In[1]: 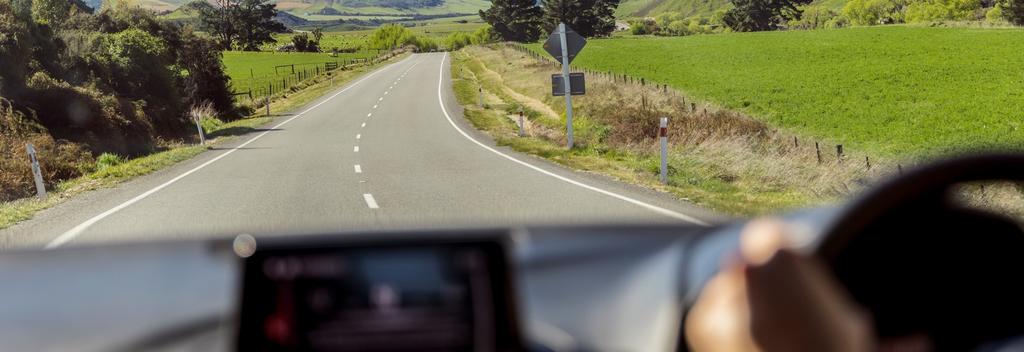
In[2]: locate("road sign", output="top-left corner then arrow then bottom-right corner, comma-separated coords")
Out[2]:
552,73 -> 586,96
543,25 -> 586,64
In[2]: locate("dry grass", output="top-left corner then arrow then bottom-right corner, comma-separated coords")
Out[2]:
457,45 -> 1024,215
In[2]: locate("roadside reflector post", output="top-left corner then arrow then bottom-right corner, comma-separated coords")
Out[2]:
660,117 -> 668,184
26,143 -> 46,198
518,108 -> 525,137
265,95 -> 270,117
192,111 -> 206,145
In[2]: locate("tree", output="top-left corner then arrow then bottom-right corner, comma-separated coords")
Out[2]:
185,0 -> 284,50
723,0 -> 811,31
1000,0 -> 1024,23
234,0 -> 284,51
311,26 -> 324,46
479,0 -> 544,42
542,0 -> 620,37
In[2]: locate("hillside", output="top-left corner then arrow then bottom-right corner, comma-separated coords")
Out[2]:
97,0 -> 489,15
615,0 -> 844,18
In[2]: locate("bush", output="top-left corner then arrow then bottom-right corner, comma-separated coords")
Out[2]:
987,4 -> 1005,22
843,0 -> 907,25
95,153 -> 124,171
790,5 -> 843,29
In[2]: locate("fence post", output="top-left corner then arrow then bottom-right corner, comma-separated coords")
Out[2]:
793,136 -> 799,148
815,142 -> 823,164
660,117 -> 669,184
836,145 -> 844,163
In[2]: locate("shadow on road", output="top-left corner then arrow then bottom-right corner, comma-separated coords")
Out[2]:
209,127 -> 283,138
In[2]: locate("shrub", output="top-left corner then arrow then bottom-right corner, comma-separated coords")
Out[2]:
986,4 -> 1005,22
95,153 -> 124,171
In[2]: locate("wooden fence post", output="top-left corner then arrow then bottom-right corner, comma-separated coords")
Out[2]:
836,145 -> 844,163
816,142 -> 823,164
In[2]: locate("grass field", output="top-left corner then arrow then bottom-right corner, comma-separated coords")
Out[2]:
223,50 -> 377,94
530,26 -> 1024,157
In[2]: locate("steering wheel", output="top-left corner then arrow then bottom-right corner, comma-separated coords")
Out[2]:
815,153 -> 1024,350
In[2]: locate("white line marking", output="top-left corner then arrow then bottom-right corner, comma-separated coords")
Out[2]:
367,113 -> 372,117
45,57 -> 424,249
385,91 -> 389,95
361,122 -> 366,127
373,105 -> 378,109
354,165 -> 362,173
356,134 -> 361,140
379,97 -> 383,101
434,53 -> 708,226
354,146 -> 360,152
363,194 -> 379,209
389,86 -> 394,89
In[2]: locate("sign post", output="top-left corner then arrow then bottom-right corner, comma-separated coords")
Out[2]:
660,117 -> 668,184
26,143 -> 46,198
192,112 -> 206,145
544,23 -> 587,149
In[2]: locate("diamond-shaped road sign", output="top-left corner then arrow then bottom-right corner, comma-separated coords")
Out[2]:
543,25 -> 587,64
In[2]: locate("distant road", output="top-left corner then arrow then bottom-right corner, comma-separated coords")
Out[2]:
0,53 -> 718,249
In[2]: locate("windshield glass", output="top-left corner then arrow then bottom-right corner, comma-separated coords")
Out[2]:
1,0 -> 1021,247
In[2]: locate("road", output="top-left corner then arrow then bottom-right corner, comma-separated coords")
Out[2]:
0,53 -> 719,249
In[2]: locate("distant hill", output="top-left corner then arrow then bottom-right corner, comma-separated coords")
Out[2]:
615,0 -> 843,18
96,0 -> 490,15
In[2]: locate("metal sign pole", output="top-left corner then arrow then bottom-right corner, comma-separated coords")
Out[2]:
26,143 -> 46,198
193,113 -> 206,145
559,23 -> 574,149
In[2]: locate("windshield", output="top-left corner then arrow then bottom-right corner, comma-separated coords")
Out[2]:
1,1 -> 1021,246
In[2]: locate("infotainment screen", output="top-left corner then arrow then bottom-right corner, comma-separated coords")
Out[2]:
237,239 -> 520,352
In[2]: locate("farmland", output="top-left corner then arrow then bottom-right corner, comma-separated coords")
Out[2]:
222,50 -> 378,94
530,26 -> 1024,157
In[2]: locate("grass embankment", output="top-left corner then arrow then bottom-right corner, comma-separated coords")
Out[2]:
452,46 -> 874,215
528,26 -> 1024,157
0,53 -> 409,229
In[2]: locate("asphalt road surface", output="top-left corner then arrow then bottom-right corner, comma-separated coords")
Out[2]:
0,53 -> 720,250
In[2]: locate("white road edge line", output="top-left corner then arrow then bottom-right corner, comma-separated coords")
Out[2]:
435,53 -> 708,226
363,194 -> 379,209
354,165 -> 362,173
45,56 -> 423,249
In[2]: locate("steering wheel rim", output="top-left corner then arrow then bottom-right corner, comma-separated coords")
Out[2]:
815,152 -> 1024,261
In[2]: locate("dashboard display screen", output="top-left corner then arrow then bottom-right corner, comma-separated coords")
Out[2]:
237,240 -> 519,352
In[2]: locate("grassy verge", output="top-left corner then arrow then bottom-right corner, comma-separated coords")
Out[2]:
452,46 -> 867,215
0,53 -> 409,230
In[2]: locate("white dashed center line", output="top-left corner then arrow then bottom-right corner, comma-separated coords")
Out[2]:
361,122 -> 366,127
367,113 -> 372,117
356,134 -> 361,140
379,97 -> 383,101
385,91 -> 389,95
354,165 -> 362,173
354,146 -> 359,152
363,194 -> 379,209
373,105 -> 378,109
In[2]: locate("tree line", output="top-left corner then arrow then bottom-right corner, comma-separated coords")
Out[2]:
479,0 -> 621,42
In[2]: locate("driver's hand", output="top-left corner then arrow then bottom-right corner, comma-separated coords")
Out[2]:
684,219 -> 876,352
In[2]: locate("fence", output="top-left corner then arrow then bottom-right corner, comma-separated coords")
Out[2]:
502,42 -> 904,174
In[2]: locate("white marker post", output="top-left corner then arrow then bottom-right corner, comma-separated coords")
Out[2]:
659,117 -> 668,184
559,23 -> 575,149
26,143 -> 46,198
192,112 -> 206,145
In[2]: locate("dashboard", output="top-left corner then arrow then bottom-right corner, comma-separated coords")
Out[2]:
0,224 -> 721,352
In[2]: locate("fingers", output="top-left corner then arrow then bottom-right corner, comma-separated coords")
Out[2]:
740,219 -> 876,352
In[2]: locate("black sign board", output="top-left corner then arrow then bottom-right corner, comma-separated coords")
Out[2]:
543,24 -> 587,64
552,73 -> 586,96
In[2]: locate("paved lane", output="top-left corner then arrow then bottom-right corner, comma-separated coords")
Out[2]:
0,53 -> 718,249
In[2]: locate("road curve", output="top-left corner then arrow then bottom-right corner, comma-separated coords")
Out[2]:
1,53 -> 720,249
